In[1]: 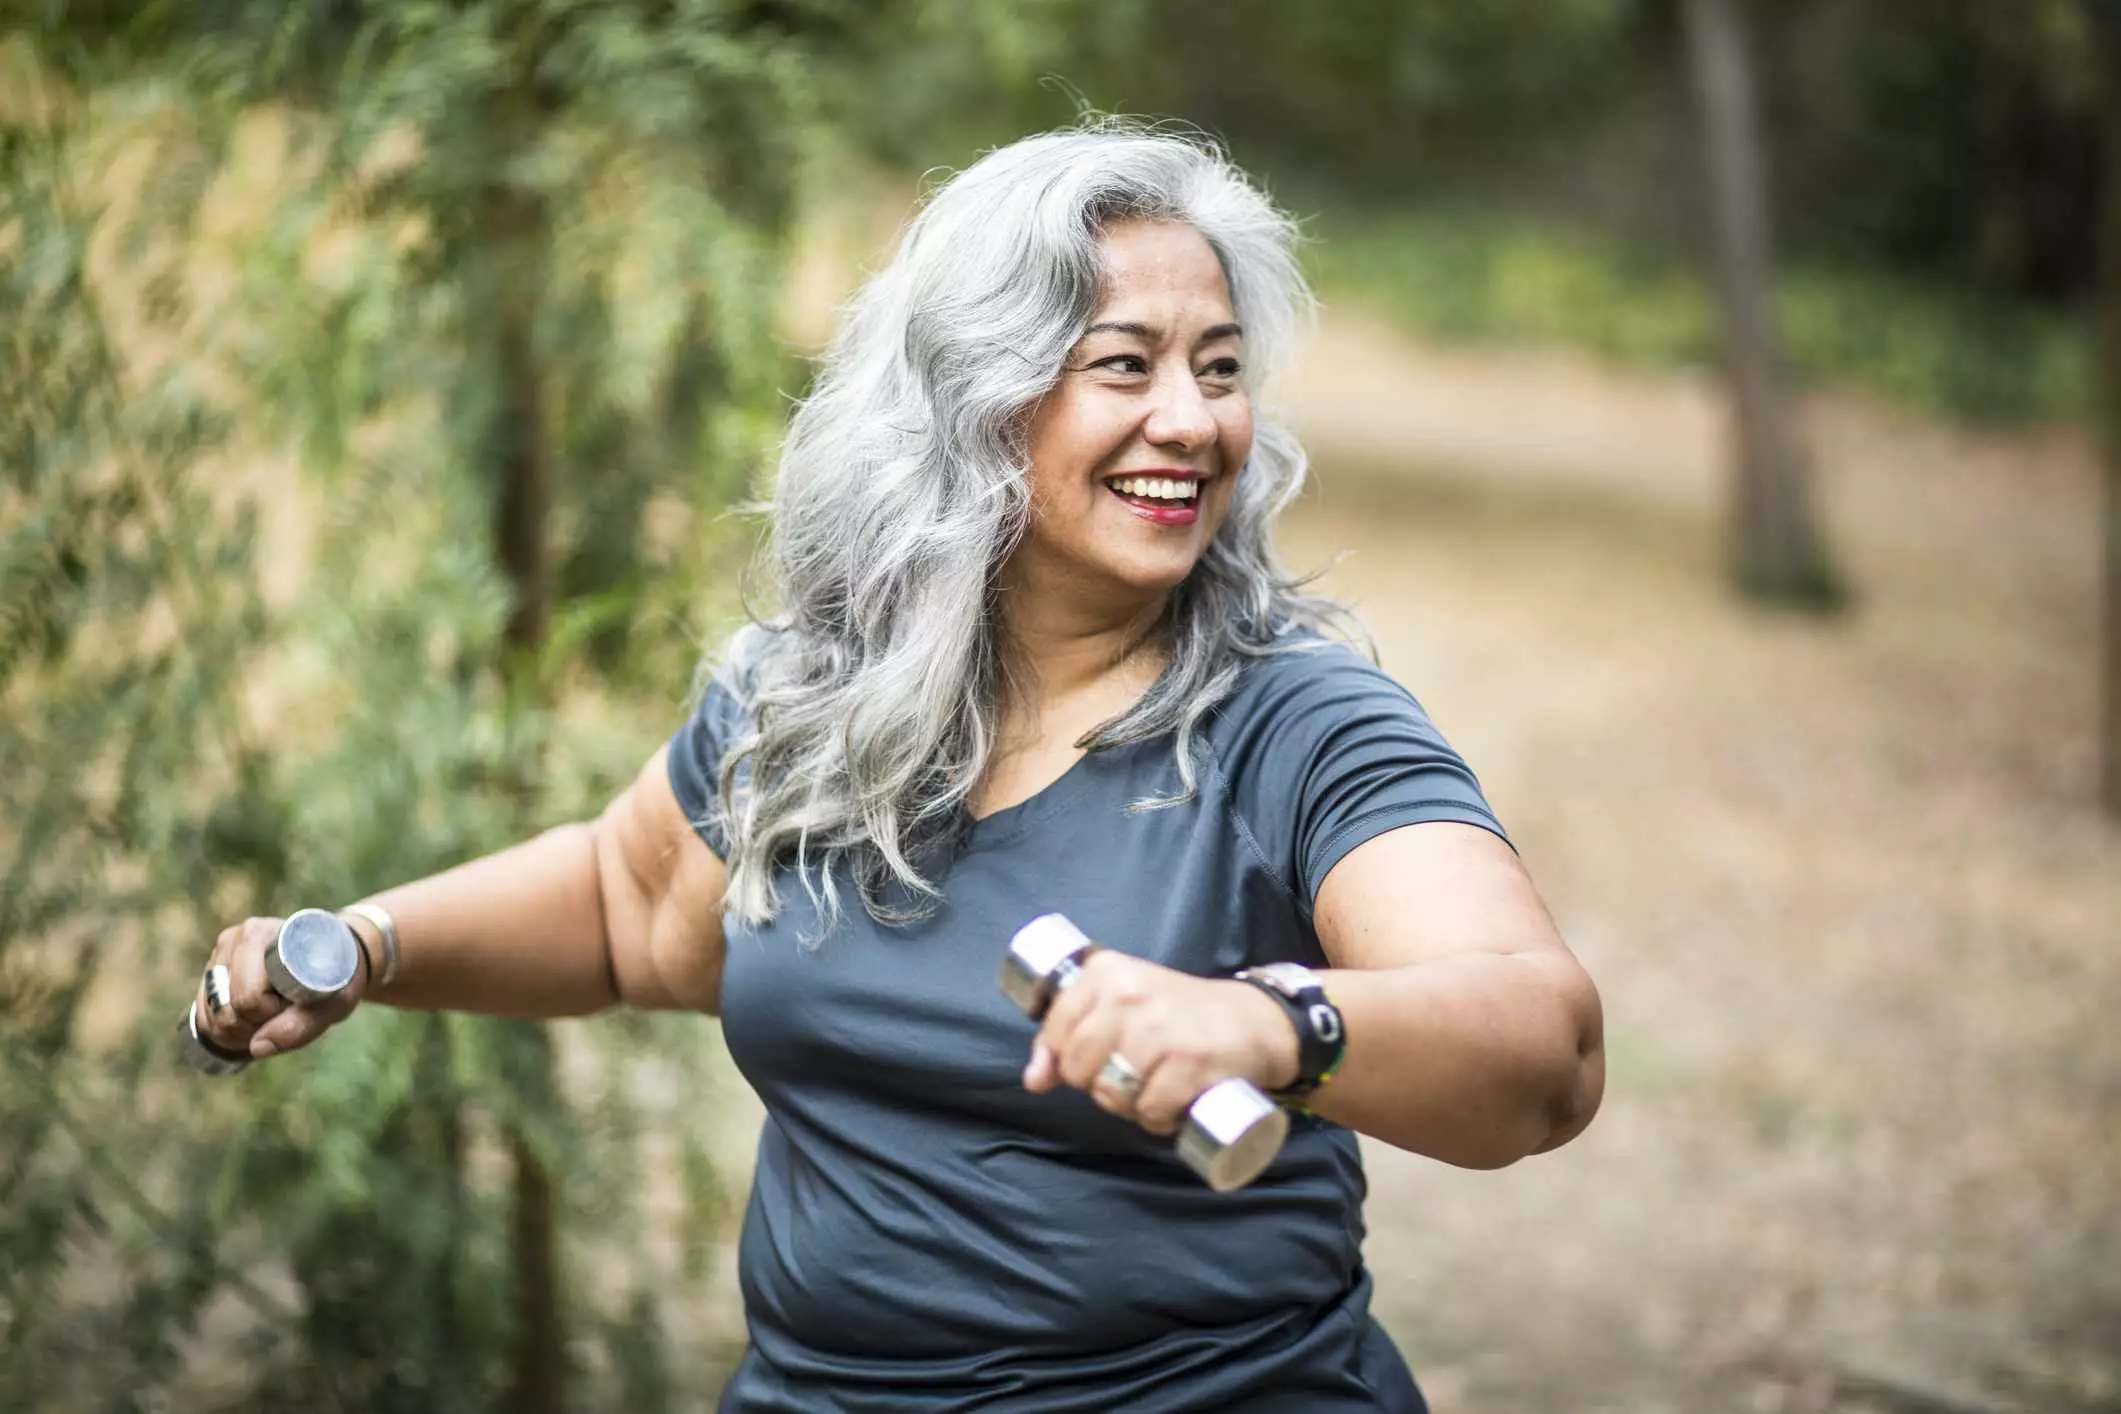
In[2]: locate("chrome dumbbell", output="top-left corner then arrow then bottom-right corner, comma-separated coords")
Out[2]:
999,913 -> 1289,1192
177,908 -> 364,1076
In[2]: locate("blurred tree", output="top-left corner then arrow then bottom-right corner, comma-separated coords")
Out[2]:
1055,0 -> 1648,196
152,9 -> 805,1407
1683,0 -> 1844,606
2,2 -> 1069,1409
0,91 -> 276,1406
0,42 -> 730,1407
1775,0 -> 2104,309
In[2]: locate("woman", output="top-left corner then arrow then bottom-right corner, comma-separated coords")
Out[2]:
191,124 -> 1605,1411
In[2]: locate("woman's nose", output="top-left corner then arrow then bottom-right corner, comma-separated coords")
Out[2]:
1144,373 -> 1216,451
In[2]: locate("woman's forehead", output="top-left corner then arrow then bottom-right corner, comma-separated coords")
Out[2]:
1089,220 -> 1236,331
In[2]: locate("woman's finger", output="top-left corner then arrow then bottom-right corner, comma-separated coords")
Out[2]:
250,989 -> 357,1058
1129,1052 -> 1198,1138
227,917 -> 291,1028
1087,1044 -> 1157,1124
1032,952 -> 1103,1064
1054,1000 -> 1125,1095
1022,1040 -> 1059,1092
195,923 -> 259,1052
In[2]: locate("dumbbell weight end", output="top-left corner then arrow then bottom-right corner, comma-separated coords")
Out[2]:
179,998 -> 255,1076
1177,1077 -> 1290,1193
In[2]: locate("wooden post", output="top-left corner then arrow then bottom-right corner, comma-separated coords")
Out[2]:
1684,0 -> 1845,608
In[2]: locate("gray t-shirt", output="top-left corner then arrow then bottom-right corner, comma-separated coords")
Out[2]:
667,630 -> 1506,1412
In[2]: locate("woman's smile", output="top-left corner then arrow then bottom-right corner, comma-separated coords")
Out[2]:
1103,469 -> 1210,525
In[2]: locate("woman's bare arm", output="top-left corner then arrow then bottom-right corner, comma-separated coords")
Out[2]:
212,746 -> 730,1059
342,745 -> 729,1015
1025,821 -> 1601,1172
588,745 -> 731,1014
1302,822 -> 1605,1168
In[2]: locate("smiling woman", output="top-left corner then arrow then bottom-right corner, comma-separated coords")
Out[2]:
184,119 -> 1603,1413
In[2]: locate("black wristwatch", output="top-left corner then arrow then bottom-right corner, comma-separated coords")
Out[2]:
1233,962 -> 1347,1103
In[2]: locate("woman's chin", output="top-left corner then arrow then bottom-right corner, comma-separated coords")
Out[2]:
1102,547 -> 1207,597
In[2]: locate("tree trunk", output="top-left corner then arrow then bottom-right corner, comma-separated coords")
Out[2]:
1683,0 -> 1845,608
481,79 -> 567,1414
504,1065 -> 564,1414
493,292 -> 567,1414
2094,8 -> 2121,817
495,283 -> 551,662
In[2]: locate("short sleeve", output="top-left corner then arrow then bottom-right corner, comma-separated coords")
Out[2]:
1213,640 -> 1509,911
665,672 -> 750,860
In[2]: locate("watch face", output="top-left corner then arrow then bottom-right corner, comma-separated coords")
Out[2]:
1248,962 -> 1319,998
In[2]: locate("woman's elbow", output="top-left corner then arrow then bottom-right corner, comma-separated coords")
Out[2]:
1495,969 -> 1608,1166
1529,1037 -> 1605,1158
1526,968 -> 1606,1157
1442,1051 -> 1605,1171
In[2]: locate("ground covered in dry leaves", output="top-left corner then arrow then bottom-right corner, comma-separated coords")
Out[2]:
1273,323 -> 2120,1414
699,318 -> 2120,1413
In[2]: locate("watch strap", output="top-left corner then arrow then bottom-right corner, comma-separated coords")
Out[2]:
1234,966 -> 1347,1102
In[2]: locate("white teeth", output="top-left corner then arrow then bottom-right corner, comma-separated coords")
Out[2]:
1112,476 -> 1198,501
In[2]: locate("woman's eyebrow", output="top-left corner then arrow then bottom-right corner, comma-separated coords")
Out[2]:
1080,320 -> 1245,341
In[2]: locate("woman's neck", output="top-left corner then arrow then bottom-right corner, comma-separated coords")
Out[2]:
996,582 -> 1170,716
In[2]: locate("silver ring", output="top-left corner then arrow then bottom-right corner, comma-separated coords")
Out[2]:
204,964 -> 233,1017
1097,1052 -> 1144,1100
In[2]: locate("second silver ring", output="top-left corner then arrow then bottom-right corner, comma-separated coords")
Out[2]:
204,963 -> 233,1017
1097,1052 -> 1144,1099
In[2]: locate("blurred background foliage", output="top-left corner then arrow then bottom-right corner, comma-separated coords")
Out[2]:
0,1 -> 2112,1410
1100,0 -> 2106,428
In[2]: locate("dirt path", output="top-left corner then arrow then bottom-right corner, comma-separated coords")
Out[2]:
1277,321 -> 2118,1412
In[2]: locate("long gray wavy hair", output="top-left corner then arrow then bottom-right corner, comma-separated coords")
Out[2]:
707,121 -> 1353,935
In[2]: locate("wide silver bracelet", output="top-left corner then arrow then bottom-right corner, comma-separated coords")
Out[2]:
339,901 -> 402,988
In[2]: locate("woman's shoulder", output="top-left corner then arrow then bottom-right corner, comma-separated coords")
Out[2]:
1198,620 -> 1469,796
1197,622 -> 1505,898
1207,625 -> 1409,737
672,623 -> 783,778
689,622 -> 783,716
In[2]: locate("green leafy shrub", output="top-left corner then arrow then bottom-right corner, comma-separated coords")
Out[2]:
1305,204 -> 2091,427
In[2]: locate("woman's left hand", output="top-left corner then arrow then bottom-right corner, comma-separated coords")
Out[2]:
1022,950 -> 1300,1135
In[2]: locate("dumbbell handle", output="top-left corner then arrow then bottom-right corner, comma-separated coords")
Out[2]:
177,909 -> 363,1077
1000,914 -> 1290,1192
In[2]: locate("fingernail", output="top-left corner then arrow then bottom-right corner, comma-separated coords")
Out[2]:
250,1037 -> 279,1059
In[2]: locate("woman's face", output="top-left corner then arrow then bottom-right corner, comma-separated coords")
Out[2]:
1015,219 -> 1253,606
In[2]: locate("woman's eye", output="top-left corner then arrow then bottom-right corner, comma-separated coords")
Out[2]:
1091,355 -> 1149,375
1202,358 -> 1244,380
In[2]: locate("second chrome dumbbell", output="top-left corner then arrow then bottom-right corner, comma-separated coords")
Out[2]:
1000,913 -> 1289,1193
178,909 -> 364,1077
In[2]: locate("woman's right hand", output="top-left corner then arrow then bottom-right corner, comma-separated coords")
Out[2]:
193,916 -> 368,1061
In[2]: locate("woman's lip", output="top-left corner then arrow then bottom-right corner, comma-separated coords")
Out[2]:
1104,470 -> 1210,484
1107,483 -> 1200,526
